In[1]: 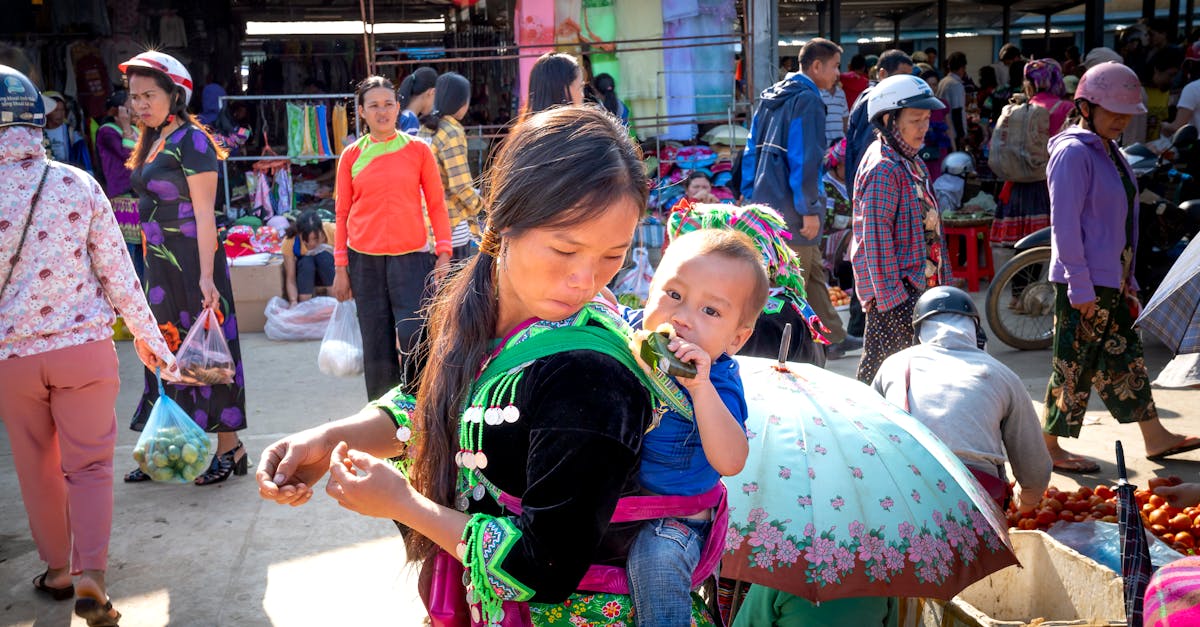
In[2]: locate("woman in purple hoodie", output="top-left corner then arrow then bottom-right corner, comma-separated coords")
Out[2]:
1043,62 -> 1200,473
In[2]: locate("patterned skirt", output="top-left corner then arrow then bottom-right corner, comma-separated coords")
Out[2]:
529,592 -> 714,626
990,181 -> 1050,245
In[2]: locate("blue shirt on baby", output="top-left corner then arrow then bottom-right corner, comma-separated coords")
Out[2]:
623,308 -> 749,496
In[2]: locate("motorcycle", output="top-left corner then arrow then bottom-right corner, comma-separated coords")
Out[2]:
985,125 -> 1200,350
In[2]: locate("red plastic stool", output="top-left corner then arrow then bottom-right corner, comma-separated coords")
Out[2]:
943,223 -> 995,292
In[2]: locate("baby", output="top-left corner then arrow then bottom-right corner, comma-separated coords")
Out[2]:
623,228 -> 768,626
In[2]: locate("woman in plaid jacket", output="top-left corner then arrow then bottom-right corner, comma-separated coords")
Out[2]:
420,72 -> 484,261
851,75 -> 952,383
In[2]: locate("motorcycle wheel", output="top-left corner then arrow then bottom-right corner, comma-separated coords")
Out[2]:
985,247 -> 1055,350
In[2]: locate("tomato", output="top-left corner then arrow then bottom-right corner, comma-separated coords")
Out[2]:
1067,500 -> 1091,514
1100,515 -> 1118,523
1143,502 -> 1158,514
1176,531 -> 1196,549
1036,510 -> 1058,526
1018,519 -> 1037,530
1149,495 -> 1167,508
1149,509 -> 1172,527
1151,524 -> 1168,534
1162,533 -> 1176,544
1059,510 -> 1075,522
1170,514 -> 1193,532
1045,498 -> 1064,513
1074,514 -> 1087,522
1076,486 -> 1094,499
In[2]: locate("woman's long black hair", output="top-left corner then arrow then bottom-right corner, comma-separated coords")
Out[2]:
398,67 -> 437,110
406,106 -> 646,562
522,53 -> 581,117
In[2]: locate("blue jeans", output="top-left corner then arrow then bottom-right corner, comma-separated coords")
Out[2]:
295,251 -> 335,296
627,517 -> 710,627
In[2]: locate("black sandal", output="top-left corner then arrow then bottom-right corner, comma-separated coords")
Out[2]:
123,468 -> 151,483
194,441 -> 248,486
75,597 -> 120,626
32,571 -> 74,601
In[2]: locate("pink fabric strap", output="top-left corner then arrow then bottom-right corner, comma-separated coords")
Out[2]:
495,483 -> 729,595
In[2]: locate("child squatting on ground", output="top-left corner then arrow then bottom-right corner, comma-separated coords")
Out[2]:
619,228 -> 769,626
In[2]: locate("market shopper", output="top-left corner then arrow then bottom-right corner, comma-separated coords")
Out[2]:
742,38 -> 859,359
523,52 -> 584,116
282,209 -> 336,305
397,66 -> 437,135
0,65 -> 176,627
936,52 -> 969,150
1043,61 -> 1200,471
95,90 -> 143,277
258,106 -> 719,625
873,287 -> 1052,511
851,74 -> 951,384
419,72 -> 484,260
990,59 -> 1071,246
121,51 -> 250,486
331,75 -> 451,400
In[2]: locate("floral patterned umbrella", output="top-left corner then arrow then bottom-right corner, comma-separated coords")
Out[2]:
722,357 -> 1018,602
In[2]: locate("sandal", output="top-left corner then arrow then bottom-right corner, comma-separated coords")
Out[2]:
1147,436 -> 1200,461
123,468 -> 151,483
194,441 -> 248,486
32,571 -> 74,601
75,597 -> 121,627
1052,457 -> 1100,474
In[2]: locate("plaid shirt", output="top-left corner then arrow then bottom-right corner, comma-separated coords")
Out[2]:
851,139 -> 952,312
421,117 -> 483,235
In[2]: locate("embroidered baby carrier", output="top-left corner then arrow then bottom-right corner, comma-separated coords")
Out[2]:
383,301 -> 728,626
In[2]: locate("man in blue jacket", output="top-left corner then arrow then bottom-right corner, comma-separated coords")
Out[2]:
742,38 -> 859,358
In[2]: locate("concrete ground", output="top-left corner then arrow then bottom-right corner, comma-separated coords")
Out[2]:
2,282 -> 1198,626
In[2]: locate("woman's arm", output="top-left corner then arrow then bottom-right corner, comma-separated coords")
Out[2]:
283,252 -> 299,304
186,171 -> 220,308
855,162 -> 905,310
1046,141 -> 1095,305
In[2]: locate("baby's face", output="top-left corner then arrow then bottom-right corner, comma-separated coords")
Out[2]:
643,252 -> 755,359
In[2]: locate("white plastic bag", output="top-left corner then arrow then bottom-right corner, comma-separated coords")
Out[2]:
318,299 -> 364,377
612,247 -> 654,308
264,296 -> 337,341
174,307 -> 235,386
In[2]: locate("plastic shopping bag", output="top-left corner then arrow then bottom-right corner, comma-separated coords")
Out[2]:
132,370 -> 214,483
174,307 -> 236,386
318,299 -> 364,377
264,296 -> 337,341
612,246 -> 654,308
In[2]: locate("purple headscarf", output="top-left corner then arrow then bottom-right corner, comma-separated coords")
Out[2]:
1024,58 -> 1066,98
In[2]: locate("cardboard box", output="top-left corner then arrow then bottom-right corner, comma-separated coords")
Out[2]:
229,260 -> 284,333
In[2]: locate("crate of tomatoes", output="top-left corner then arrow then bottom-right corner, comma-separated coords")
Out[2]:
1005,477 -> 1197,556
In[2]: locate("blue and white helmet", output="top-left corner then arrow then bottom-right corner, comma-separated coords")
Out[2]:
867,74 -> 945,122
0,65 -> 48,129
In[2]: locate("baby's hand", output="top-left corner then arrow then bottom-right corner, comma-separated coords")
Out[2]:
667,337 -> 711,388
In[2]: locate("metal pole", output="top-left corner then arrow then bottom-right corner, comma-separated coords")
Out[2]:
1170,0 -> 1181,38
818,3 -> 826,40
1084,0 -> 1104,53
1001,2 -> 1012,45
1189,0 -> 1196,40
938,0 -> 948,72
829,0 -> 842,46
893,17 -> 901,48
749,0 -> 778,103
1142,0 -> 1156,21
1044,13 -> 1053,51
358,0 -> 372,74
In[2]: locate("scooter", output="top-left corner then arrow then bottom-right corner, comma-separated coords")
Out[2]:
985,125 -> 1200,350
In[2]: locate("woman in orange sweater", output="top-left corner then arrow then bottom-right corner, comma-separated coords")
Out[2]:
332,76 -> 451,399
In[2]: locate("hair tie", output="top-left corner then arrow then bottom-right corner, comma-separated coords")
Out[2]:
479,228 -> 502,258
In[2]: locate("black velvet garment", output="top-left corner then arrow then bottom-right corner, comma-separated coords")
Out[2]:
466,349 -> 652,603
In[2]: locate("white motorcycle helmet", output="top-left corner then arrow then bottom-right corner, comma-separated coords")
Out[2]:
941,151 -> 975,177
867,74 -> 945,123
119,51 -> 194,103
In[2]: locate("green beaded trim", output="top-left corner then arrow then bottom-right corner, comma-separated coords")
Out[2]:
460,514 -> 534,625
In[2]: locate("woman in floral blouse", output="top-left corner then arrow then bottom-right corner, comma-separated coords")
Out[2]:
0,66 -> 175,627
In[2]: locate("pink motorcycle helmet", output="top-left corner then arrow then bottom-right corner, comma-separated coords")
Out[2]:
1074,61 -> 1147,115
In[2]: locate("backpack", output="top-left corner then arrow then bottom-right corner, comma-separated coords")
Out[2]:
987,97 -> 1051,182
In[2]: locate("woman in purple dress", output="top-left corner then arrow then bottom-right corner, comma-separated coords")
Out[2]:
120,51 -> 249,486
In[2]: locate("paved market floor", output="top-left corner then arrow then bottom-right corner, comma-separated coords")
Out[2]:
3,289 -> 1198,626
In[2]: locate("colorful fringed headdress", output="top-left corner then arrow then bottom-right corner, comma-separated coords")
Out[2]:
666,200 -> 832,343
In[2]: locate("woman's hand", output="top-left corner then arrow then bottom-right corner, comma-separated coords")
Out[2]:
332,267 -> 352,302
257,427 -> 337,506
134,338 -> 180,381
326,442 -> 416,520
1071,300 -> 1097,318
799,214 -> 821,240
198,275 -> 220,309
433,253 -> 451,285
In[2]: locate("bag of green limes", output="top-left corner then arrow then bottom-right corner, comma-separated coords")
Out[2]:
131,369 -> 214,482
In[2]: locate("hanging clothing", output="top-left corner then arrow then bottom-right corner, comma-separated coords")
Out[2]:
617,0 -> 665,137
159,12 -> 188,48
332,103 -> 349,150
